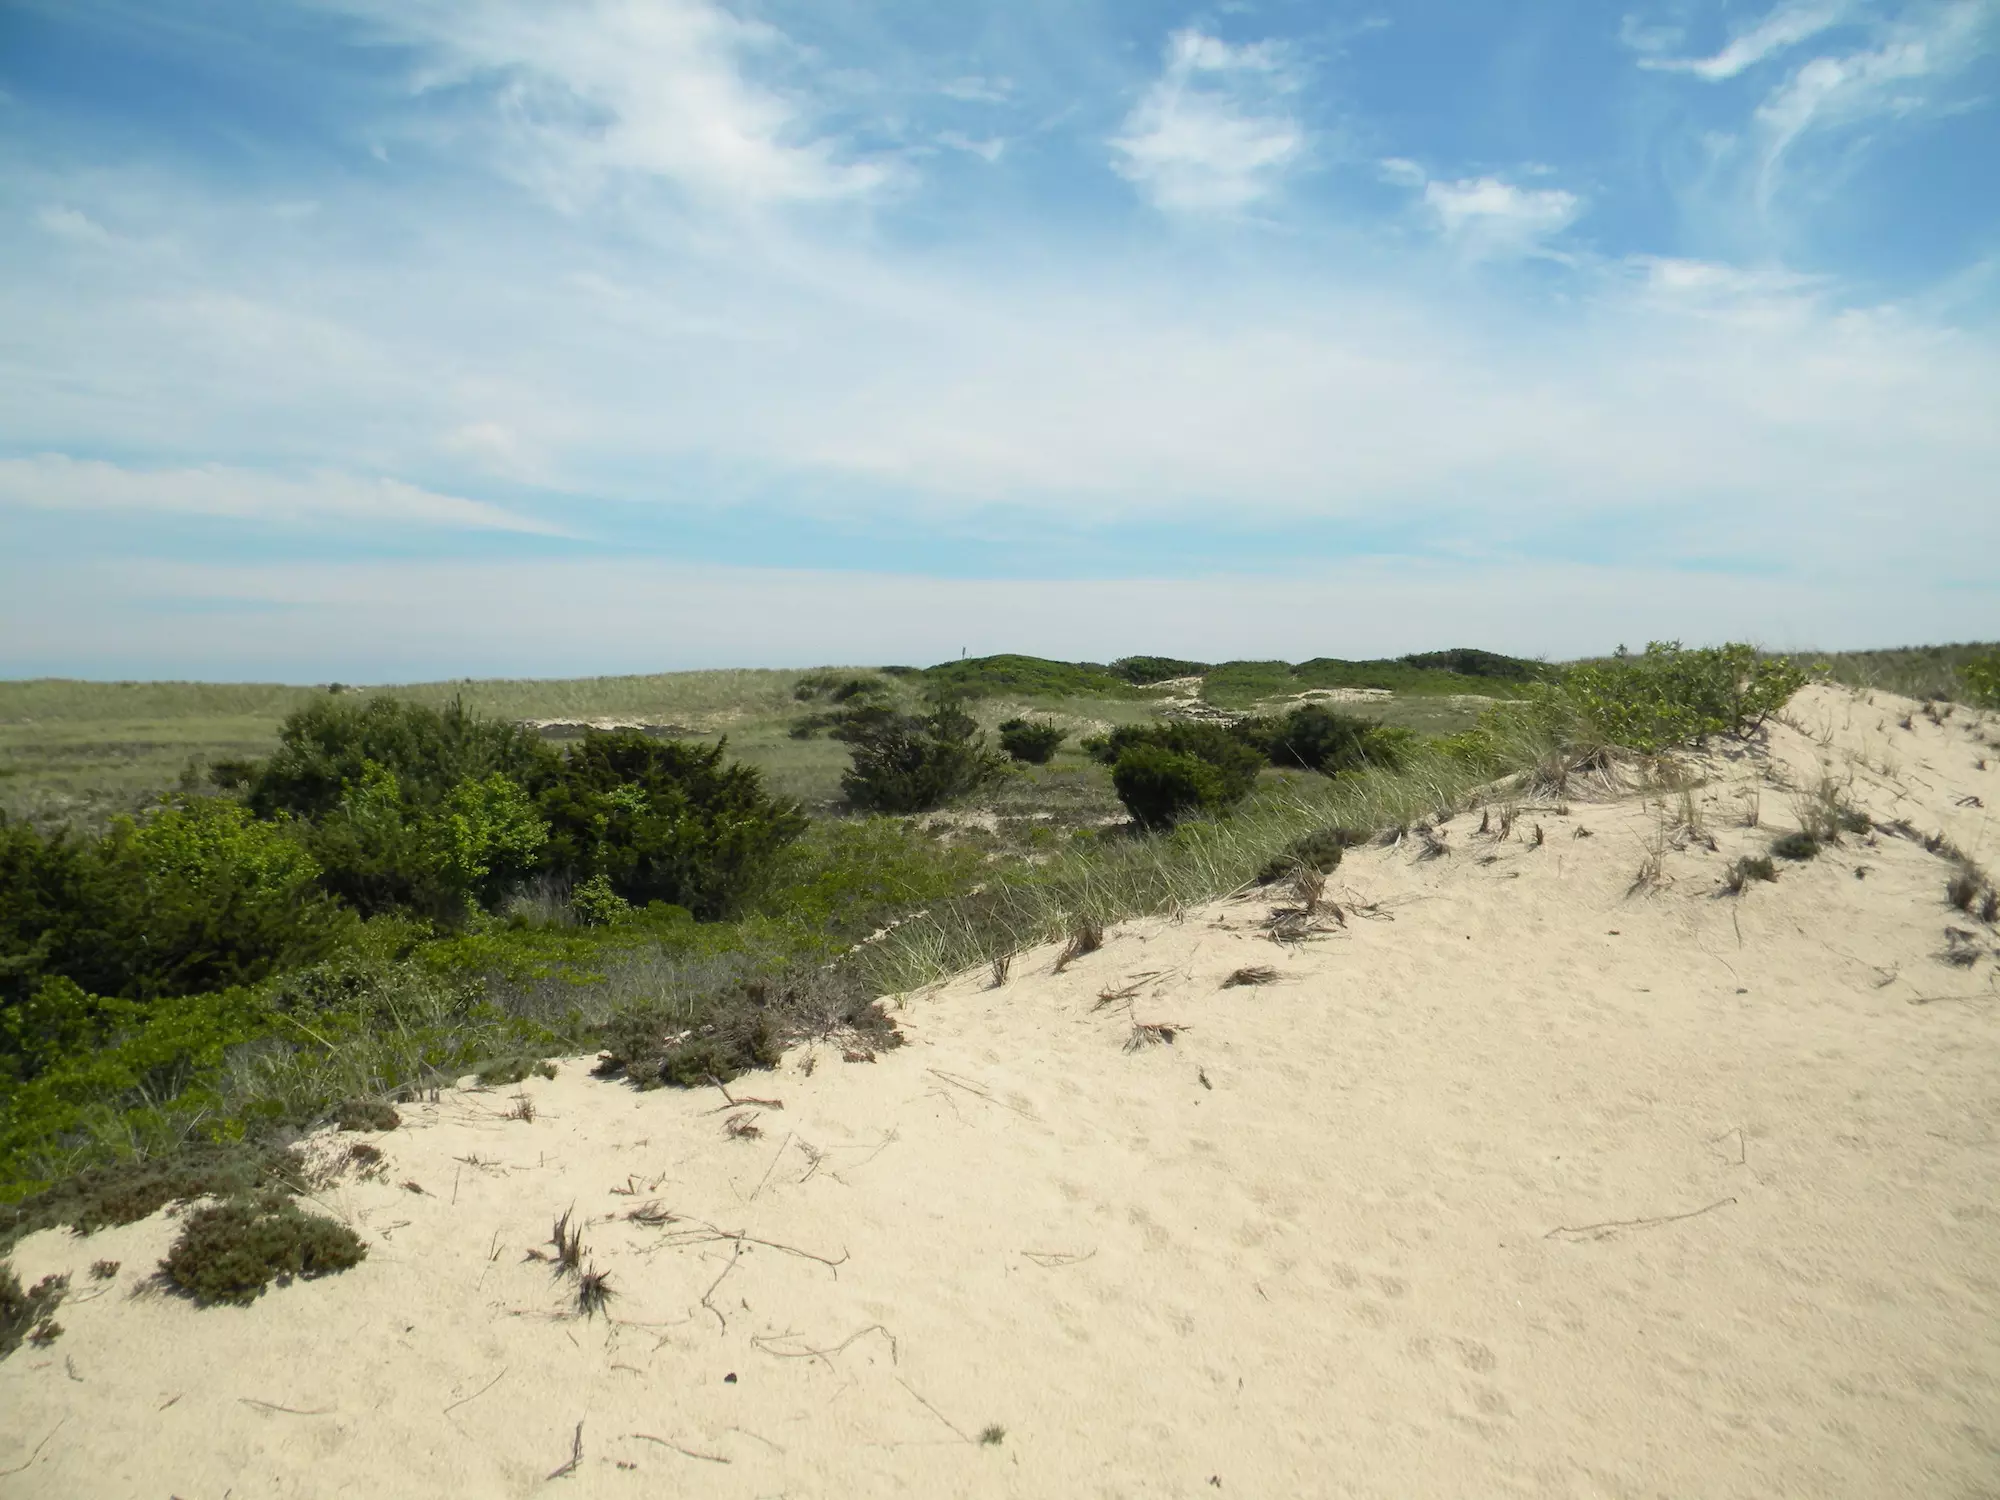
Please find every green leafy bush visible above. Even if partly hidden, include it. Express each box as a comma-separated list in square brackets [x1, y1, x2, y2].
[919, 655, 1142, 700]
[1237, 705, 1406, 775]
[1, 1264, 67, 1358]
[1398, 648, 1540, 681]
[1110, 656, 1209, 685]
[1963, 653, 2000, 708]
[159, 1191, 366, 1304]
[1111, 747, 1230, 829]
[840, 700, 1007, 813]
[1559, 642, 1807, 753]
[244, 696, 554, 823]
[1, 800, 350, 1029]
[569, 873, 631, 927]
[998, 719, 1066, 765]
[539, 731, 806, 919]
[1255, 826, 1362, 884]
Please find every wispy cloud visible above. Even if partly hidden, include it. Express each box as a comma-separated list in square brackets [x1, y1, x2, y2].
[315, 0, 889, 207]
[1640, 2, 1852, 80]
[1110, 30, 1304, 213]
[0, 455, 565, 535]
[1423, 176, 1584, 253]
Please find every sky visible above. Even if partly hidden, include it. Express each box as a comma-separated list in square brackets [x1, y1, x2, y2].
[1, 0, 1996, 680]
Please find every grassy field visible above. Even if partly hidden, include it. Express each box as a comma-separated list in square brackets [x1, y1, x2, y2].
[0, 655, 1513, 829]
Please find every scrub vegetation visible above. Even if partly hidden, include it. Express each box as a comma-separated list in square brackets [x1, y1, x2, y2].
[0, 640, 1820, 1275]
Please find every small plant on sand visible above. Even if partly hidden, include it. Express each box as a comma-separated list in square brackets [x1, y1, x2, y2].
[334, 1098, 400, 1132]
[576, 1265, 614, 1319]
[1770, 831, 1821, 861]
[997, 719, 1066, 765]
[1, 1264, 68, 1358]
[159, 1193, 366, 1305]
[547, 1206, 585, 1278]
[89, 1259, 119, 1280]
[979, 1424, 1007, 1447]
[1254, 826, 1357, 885]
[1221, 965, 1279, 988]
[1054, 917, 1104, 971]
[989, 953, 1012, 988]
[1723, 855, 1778, 893]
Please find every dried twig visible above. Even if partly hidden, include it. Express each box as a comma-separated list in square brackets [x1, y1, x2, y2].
[700, 1243, 744, 1331]
[1220, 965, 1278, 988]
[751, 1323, 898, 1369]
[628, 1433, 729, 1464]
[547, 1421, 584, 1480]
[1545, 1197, 1737, 1242]
[1124, 1021, 1181, 1051]
[706, 1075, 784, 1111]
[0, 1419, 64, 1478]
[925, 1068, 1034, 1118]
[443, 1367, 508, 1417]
[238, 1398, 335, 1416]
[1020, 1249, 1095, 1268]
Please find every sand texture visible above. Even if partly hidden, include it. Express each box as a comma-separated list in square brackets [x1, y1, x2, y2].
[4, 685, 1998, 1497]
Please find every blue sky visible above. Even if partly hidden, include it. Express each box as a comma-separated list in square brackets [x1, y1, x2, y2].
[2, 0, 1996, 679]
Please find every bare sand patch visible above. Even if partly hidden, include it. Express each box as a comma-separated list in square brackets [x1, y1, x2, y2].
[3, 685, 1996, 1497]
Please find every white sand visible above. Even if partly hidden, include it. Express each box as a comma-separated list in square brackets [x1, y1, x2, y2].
[4, 684, 1997, 1497]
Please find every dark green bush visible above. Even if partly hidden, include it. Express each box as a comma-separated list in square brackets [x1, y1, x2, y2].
[2, 1143, 305, 1246]
[539, 731, 807, 920]
[334, 1099, 399, 1131]
[245, 696, 554, 823]
[840, 700, 1007, 813]
[1111, 746, 1231, 829]
[1, 801, 352, 1051]
[159, 1191, 366, 1305]
[1398, 648, 1540, 681]
[1771, 831, 1820, 861]
[998, 719, 1066, 765]
[597, 970, 893, 1088]
[1255, 827, 1362, 885]
[1238, 705, 1384, 774]
[1110, 656, 1209, 685]
[919, 655, 1141, 700]
[1, 1264, 67, 1358]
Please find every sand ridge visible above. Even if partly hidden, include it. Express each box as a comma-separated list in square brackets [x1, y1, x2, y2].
[3, 684, 1997, 1498]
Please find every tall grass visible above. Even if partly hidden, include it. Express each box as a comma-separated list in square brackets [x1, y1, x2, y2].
[859, 727, 1552, 993]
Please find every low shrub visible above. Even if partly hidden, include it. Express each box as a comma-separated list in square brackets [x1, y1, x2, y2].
[1723, 855, 1778, 893]
[159, 1191, 367, 1305]
[1560, 642, 1808, 754]
[1238, 705, 1407, 775]
[1963, 653, 2000, 709]
[919, 655, 1142, 700]
[1255, 826, 1361, 885]
[998, 719, 1066, 765]
[1110, 656, 1209, 685]
[0, 1264, 67, 1358]
[334, 1099, 399, 1131]
[1, 1143, 305, 1245]
[539, 732, 807, 919]
[840, 699, 1008, 813]
[1112, 746, 1234, 830]
[569, 873, 631, 927]
[1771, 831, 1821, 861]
[596, 970, 895, 1088]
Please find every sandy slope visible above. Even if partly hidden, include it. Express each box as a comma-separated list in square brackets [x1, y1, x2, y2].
[4, 684, 1997, 1499]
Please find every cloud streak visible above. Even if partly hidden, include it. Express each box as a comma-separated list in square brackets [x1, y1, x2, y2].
[0, 455, 566, 535]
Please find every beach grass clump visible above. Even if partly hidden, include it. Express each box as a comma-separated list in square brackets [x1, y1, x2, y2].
[1770, 831, 1821, 861]
[1, 1263, 69, 1358]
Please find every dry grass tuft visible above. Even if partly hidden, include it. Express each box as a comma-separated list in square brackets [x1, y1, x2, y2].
[989, 954, 1012, 988]
[1220, 965, 1280, 988]
[576, 1265, 614, 1319]
[1055, 918, 1105, 972]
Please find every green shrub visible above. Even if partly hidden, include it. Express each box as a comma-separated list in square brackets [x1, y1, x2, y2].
[1398, 648, 1540, 681]
[1110, 656, 1209, 685]
[2, 1143, 305, 1244]
[1112, 747, 1230, 829]
[245, 696, 554, 823]
[1559, 642, 1806, 753]
[840, 700, 1007, 813]
[1, 800, 351, 1047]
[1963, 654, 2000, 708]
[1, 1264, 67, 1358]
[597, 969, 893, 1089]
[539, 732, 807, 919]
[1255, 826, 1362, 884]
[998, 719, 1067, 765]
[159, 1191, 366, 1305]
[569, 872, 631, 927]
[1239, 705, 1394, 774]
[1771, 831, 1820, 861]
[918, 655, 1142, 700]
[334, 1099, 399, 1131]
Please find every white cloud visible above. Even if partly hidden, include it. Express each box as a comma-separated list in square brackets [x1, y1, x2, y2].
[1110, 30, 1304, 212]
[1423, 175, 1583, 254]
[0, 455, 564, 535]
[35, 204, 124, 248]
[1641, 2, 1851, 80]
[1377, 157, 1428, 187]
[316, 0, 888, 206]
[937, 131, 1006, 163]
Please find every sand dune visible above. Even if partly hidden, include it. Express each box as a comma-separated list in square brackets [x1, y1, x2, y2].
[4, 684, 1997, 1498]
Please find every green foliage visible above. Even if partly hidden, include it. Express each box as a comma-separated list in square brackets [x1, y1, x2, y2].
[919, 654, 1145, 700]
[1237, 704, 1402, 775]
[2, 1143, 305, 1246]
[334, 1099, 399, 1131]
[1110, 656, 1209, 685]
[1255, 826, 1361, 885]
[793, 670, 890, 704]
[1963, 653, 2000, 708]
[159, 1191, 366, 1305]
[538, 731, 807, 920]
[998, 718, 1067, 765]
[1, 1264, 67, 1358]
[840, 699, 1008, 813]
[1, 800, 351, 1061]
[1398, 648, 1540, 681]
[245, 695, 554, 823]
[1112, 745, 1241, 829]
[597, 969, 890, 1089]
[1558, 642, 1808, 754]
[569, 873, 631, 927]
[1771, 831, 1821, 861]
